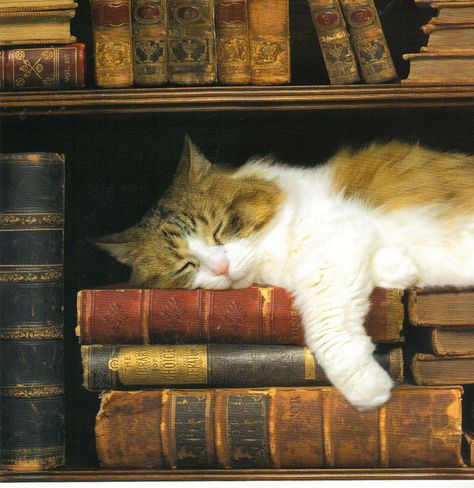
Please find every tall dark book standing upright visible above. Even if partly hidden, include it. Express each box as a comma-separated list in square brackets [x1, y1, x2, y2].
[0, 153, 65, 470]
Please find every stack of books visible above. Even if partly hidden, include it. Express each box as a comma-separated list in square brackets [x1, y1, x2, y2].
[0, 0, 85, 90]
[403, 0, 474, 82]
[76, 285, 466, 468]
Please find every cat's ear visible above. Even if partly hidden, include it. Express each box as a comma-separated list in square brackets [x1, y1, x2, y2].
[93, 227, 142, 266]
[176, 134, 212, 183]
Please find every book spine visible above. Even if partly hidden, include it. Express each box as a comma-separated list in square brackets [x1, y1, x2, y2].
[0, 153, 64, 471]
[77, 286, 404, 345]
[167, 0, 217, 85]
[338, 0, 397, 83]
[0, 50, 4, 89]
[132, 0, 168, 85]
[90, 0, 134, 87]
[307, 0, 360, 84]
[215, 0, 250, 84]
[1, 44, 85, 90]
[96, 386, 464, 468]
[411, 353, 474, 385]
[81, 344, 402, 391]
[248, 0, 290, 85]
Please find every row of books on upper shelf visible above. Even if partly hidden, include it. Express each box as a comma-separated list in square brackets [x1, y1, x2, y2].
[403, 0, 474, 82]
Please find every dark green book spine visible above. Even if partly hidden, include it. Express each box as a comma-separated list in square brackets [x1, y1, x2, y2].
[0, 153, 65, 471]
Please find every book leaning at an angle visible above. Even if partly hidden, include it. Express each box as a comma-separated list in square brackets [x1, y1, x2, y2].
[95, 386, 464, 468]
[76, 286, 405, 345]
[81, 344, 403, 391]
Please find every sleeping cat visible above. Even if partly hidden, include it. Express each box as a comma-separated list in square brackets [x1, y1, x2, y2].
[96, 136, 474, 411]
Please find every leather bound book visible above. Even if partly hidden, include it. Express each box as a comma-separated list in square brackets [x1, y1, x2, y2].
[412, 353, 474, 385]
[0, 0, 77, 8]
[81, 344, 403, 390]
[338, 0, 397, 83]
[132, 0, 168, 85]
[428, 2, 474, 23]
[216, 0, 250, 84]
[248, 0, 290, 85]
[464, 432, 474, 466]
[76, 286, 405, 345]
[423, 22, 474, 51]
[414, 326, 474, 356]
[307, 0, 360, 84]
[95, 386, 464, 468]
[167, 0, 217, 85]
[0, 44, 85, 90]
[0, 153, 64, 471]
[90, 0, 134, 87]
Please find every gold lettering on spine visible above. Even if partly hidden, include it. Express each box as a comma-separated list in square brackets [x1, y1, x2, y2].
[322, 390, 333, 467]
[304, 348, 316, 380]
[259, 287, 272, 342]
[108, 345, 208, 385]
[379, 404, 388, 467]
[268, 388, 280, 468]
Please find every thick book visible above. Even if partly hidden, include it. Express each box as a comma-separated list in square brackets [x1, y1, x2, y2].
[0, 44, 85, 90]
[167, 0, 217, 85]
[90, 0, 134, 87]
[76, 286, 405, 345]
[414, 326, 474, 356]
[81, 344, 403, 391]
[423, 21, 474, 50]
[248, 0, 290, 85]
[307, 0, 360, 84]
[132, 0, 168, 86]
[0, 7, 76, 45]
[216, 0, 250, 84]
[408, 287, 474, 327]
[412, 353, 474, 385]
[95, 386, 464, 468]
[0, 153, 64, 471]
[338, 0, 397, 83]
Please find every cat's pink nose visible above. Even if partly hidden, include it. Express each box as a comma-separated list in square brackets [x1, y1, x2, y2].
[207, 255, 230, 276]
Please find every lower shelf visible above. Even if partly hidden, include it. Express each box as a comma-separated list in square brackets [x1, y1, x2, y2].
[2, 467, 474, 481]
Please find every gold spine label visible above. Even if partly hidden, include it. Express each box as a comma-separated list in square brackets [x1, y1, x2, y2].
[108, 345, 208, 385]
[304, 347, 316, 380]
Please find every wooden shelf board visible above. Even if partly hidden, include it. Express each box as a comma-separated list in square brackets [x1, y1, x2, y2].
[1, 84, 474, 116]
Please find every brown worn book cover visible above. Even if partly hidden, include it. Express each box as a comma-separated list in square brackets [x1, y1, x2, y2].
[216, 0, 250, 84]
[415, 326, 474, 356]
[76, 286, 404, 345]
[0, 44, 85, 90]
[463, 432, 474, 466]
[90, 0, 134, 87]
[248, 0, 290, 85]
[307, 0, 360, 84]
[95, 386, 464, 468]
[423, 22, 474, 50]
[167, 0, 217, 85]
[81, 344, 403, 391]
[0, 1, 77, 9]
[412, 353, 474, 385]
[132, 0, 168, 85]
[431, 2, 474, 23]
[339, 0, 397, 83]
[408, 287, 474, 327]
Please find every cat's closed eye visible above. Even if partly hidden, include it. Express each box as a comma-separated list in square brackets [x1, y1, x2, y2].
[176, 261, 198, 275]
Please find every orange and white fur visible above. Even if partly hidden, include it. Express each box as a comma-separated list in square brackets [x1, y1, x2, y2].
[97, 136, 474, 410]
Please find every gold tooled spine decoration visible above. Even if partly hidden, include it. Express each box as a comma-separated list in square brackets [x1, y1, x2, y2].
[304, 347, 317, 380]
[0, 213, 64, 229]
[0, 326, 63, 341]
[2, 385, 64, 398]
[0, 267, 63, 283]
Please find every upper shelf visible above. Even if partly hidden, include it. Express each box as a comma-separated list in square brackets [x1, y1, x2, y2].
[1, 84, 474, 116]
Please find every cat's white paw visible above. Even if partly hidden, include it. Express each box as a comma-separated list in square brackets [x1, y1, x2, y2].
[372, 246, 419, 288]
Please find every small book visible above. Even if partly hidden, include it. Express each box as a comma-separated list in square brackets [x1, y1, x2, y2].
[215, 0, 250, 84]
[167, 0, 217, 85]
[248, 0, 290, 85]
[307, 0, 360, 84]
[0, 44, 85, 90]
[90, 0, 134, 88]
[412, 353, 474, 385]
[423, 21, 474, 51]
[81, 344, 403, 391]
[95, 386, 464, 469]
[338, 0, 397, 83]
[76, 286, 405, 345]
[414, 326, 474, 356]
[132, 0, 168, 86]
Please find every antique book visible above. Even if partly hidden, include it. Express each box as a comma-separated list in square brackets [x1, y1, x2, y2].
[0, 7, 76, 45]
[416, 1, 474, 22]
[407, 287, 474, 326]
[402, 50, 474, 82]
[423, 21, 474, 50]
[90, 0, 134, 87]
[307, 0, 360, 84]
[81, 344, 403, 391]
[0, 153, 64, 471]
[0, 44, 85, 90]
[167, 0, 217, 85]
[0, 1, 77, 11]
[338, 0, 397, 83]
[414, 326, 474, 356]
[412, 353, 474, 385]
[463, 432, 474, 466]
[248, 0, 290, 85]
[215, 0, 250, 84]
[132, 0, 168, 85]
[95, 386, 464, 468]
[76, 286, 405, 345]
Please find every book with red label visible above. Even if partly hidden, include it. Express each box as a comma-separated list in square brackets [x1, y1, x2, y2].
[76, 285, 404, 345]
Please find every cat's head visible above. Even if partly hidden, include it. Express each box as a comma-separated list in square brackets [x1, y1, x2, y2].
[95, 136, 284, 289]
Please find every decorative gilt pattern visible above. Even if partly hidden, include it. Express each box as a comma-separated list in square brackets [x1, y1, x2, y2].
[2, 385, 64, 398]
[251, 37, 288, 67]
[220, 38, 248, 63]
[13, 48, 57, 88]
[0, 213, 63, 228]
[222, 301, 246, 329]
[0, 269, 63, 283]
[0, 326, 63, 341]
